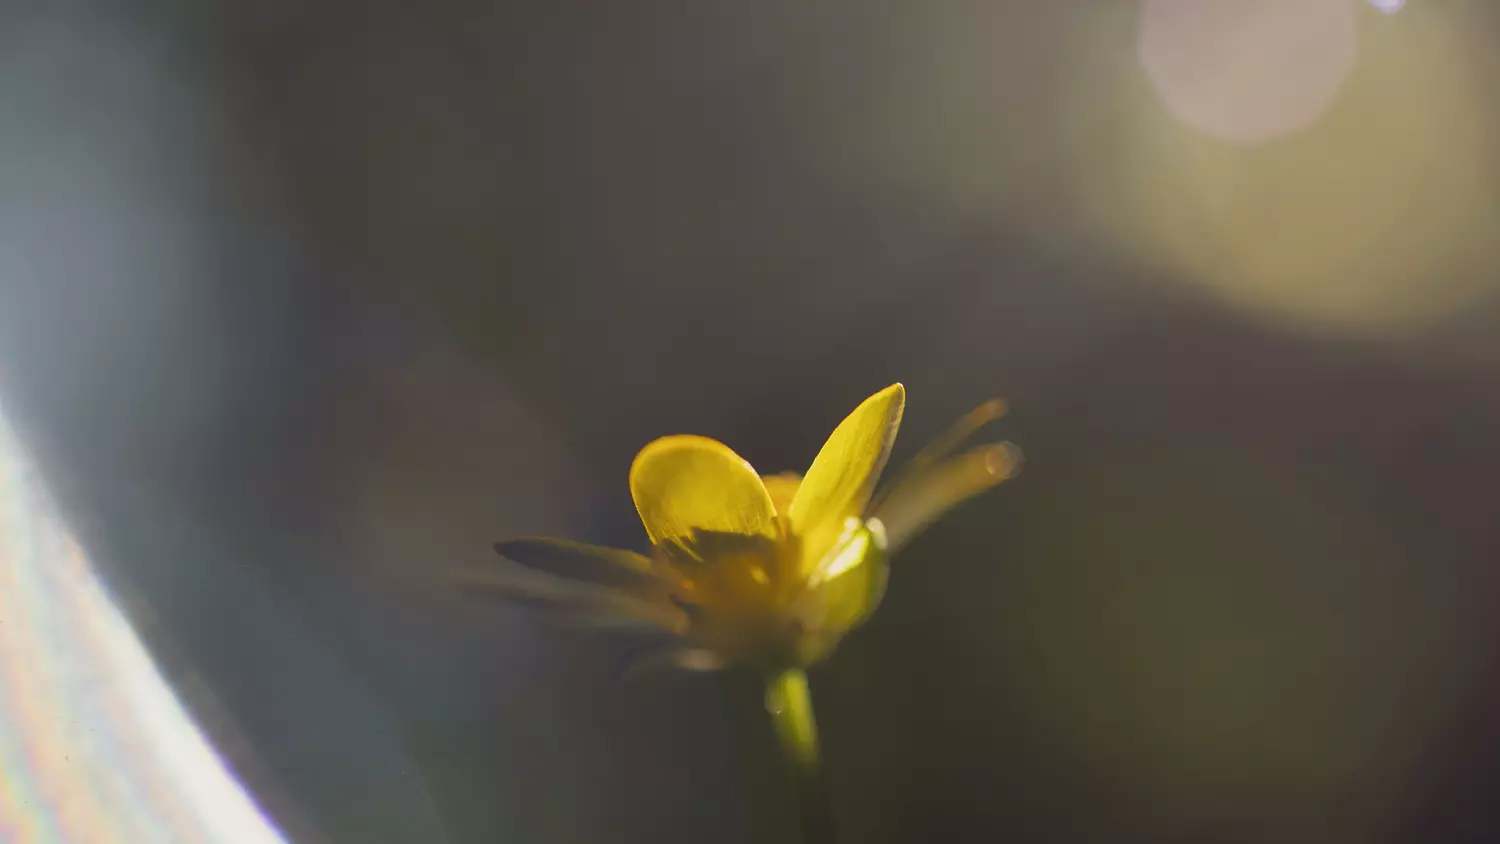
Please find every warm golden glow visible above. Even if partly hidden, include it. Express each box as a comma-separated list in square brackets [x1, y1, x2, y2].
[466, 385, 1018, 672]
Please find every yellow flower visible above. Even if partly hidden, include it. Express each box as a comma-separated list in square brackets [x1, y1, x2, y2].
[465, 384, 1020, 674]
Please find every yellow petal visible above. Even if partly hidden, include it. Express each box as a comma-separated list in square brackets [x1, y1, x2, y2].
[788, 384, 905, 572]
[495, 537, 678, 591]
[452, 567, 688, 631]
[870, 441, 1021, 553]
[792, 519, 890, 663]
[629, 434, 778, 549]
[761, 472, 802, 515]
[868, 398, 1006, 514]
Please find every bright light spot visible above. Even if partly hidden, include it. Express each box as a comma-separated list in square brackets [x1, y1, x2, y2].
[1072, 4, 1500, 333]
[811, 518, 871, 585]
[1370, 0, 1405, 13]
[0, 404, 289, 843]
[1138, 0, 1356, 144]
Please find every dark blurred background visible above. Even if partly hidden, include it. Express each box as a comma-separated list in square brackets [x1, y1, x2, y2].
[2, 0, 1500, 841]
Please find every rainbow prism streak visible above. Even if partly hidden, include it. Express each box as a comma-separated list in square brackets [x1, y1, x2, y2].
[0, 404, 289, 844]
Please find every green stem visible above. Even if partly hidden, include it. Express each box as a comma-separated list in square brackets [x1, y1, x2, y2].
[766, 668, 834, 844]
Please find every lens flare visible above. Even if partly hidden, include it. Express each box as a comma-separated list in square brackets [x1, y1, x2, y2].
[1068, 2, 1500, 333]
[0, 404, 290, 844]
[1138, 0, 1356, 145]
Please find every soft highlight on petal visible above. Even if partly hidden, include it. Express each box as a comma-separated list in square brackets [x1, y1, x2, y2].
[806, 520, 887, 610]
[871, 441, 1022, 553]
[792, 519, 889, 663]
[630, 434, 778, 549]
[788, 384, 905, 573]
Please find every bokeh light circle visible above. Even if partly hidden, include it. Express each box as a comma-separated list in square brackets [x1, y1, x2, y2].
[1138, 0, 1356, 145]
